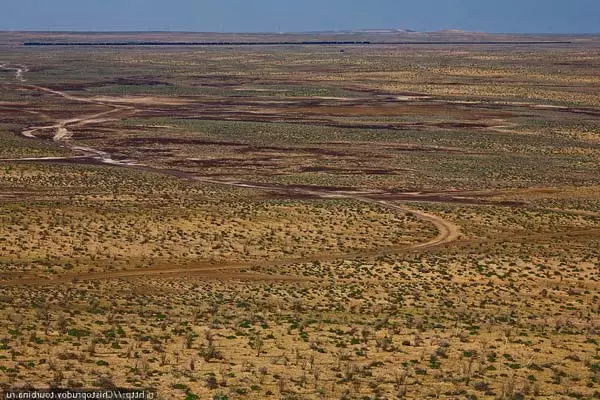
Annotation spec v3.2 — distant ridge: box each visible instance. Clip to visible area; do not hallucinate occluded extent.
[346,29,418,33]
[436,29,469,33]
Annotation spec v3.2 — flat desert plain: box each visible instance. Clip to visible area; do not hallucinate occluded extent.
[0,32,599,399]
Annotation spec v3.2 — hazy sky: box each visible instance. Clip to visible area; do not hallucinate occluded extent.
[1,0,598,33]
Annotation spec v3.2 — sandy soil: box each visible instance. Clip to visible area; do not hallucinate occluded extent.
[4,65,462,267]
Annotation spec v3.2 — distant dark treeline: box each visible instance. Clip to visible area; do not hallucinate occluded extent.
[24,41,372,46]
[23,41,572,46]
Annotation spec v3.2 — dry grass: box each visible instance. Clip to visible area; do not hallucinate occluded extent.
[0,33,599,399]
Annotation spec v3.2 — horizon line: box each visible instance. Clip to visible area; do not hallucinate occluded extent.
[2,29,600,36]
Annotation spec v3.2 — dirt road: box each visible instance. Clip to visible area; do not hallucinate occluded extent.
[189,179,460,250]
[7,64,460,245]
[0,64,462,286]
[18,82,139,164]
[0,64,28,82]
[369,200,460,249]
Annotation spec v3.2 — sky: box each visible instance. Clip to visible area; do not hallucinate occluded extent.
[1,0,598,34]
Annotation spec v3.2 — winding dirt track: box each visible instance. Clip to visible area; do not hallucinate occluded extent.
[0,64,28,82]
[17,83,139,165]
[0,64,461,285]
[368,200,459,248]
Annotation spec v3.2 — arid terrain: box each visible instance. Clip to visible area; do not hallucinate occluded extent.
[0,31,599,399]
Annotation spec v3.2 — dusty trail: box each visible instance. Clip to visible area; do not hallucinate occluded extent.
[369,200,459,248]
[22,100,138,164]
[3,222,596,288]
[0,63,462,285]
[0,174,461,287]
[0,266,313,287]
[22,108,132,143]
[2,62,597,289]
[2,65,139,165]
[0,63,28,82]
[189,179,460,250]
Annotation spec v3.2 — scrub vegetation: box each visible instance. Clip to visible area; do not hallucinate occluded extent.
[0,31,599,399]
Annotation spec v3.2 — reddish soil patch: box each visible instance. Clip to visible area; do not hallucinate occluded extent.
[40,77,171,92]
[371,192,527,206]
[290,103,509,120]
[172,157,279,168]
[234,145,351,157]
[115,137,245,147]
[300,166,404,175]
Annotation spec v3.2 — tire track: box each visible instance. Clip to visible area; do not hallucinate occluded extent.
[0,63,28,82]
[0,63,462,286]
